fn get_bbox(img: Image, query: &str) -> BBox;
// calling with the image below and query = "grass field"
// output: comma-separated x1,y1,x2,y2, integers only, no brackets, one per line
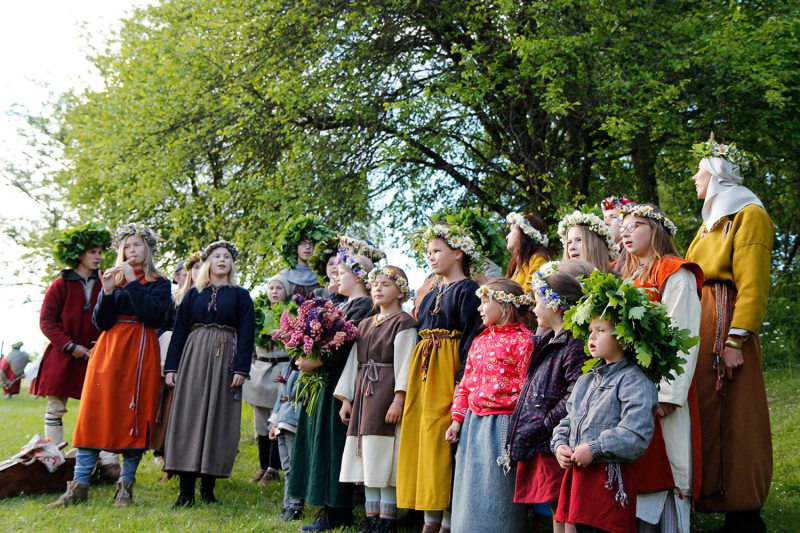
1,367,799,532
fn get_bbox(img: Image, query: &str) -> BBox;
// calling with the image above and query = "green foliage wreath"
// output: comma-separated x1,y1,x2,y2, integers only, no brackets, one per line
279,216,334,268
53,222,112,268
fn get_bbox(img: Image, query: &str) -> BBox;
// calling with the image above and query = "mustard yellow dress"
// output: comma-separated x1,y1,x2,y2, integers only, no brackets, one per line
511,255,548,293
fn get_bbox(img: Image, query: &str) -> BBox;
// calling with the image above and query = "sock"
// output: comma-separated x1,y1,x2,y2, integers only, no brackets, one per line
442,510,451,529
424,511,443,524
380,487,397,504
380,502,398,520
257,435,270,470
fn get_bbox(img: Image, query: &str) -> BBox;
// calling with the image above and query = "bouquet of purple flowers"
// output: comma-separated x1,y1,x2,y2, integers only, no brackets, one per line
270,294,359,415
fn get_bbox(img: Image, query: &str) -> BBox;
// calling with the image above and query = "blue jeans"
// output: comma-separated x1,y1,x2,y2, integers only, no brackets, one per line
74,448,143,484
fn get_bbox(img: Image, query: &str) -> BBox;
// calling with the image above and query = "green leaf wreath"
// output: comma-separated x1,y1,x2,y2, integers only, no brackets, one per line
308,235,342,284
52,222,112,268
278,216,334,268
563,270,699,385
431,208,508,267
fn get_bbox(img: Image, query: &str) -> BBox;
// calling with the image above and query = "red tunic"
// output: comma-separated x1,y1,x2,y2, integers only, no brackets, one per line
31,270,102,399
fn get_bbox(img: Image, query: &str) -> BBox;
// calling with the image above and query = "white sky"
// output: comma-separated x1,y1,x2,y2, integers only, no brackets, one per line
0,0,427,359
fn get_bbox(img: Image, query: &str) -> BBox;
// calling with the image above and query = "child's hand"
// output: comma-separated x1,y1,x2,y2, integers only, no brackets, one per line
657,402,678,417
269,426,278,440
445,421,462,443
571,443,594,468
339,399,352,425
556,444,574,469
385,401,403,425
297,356,324,373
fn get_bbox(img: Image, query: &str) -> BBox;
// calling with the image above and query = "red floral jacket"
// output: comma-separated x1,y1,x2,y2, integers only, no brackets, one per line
451,322,535,422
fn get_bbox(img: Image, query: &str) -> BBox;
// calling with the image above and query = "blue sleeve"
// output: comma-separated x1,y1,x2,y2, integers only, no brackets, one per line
233,288,256,376
124,277,171,325
165,290,193,373
92,289,120,331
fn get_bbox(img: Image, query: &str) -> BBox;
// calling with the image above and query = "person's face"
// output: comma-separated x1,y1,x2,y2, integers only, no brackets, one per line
267,280,287,304
478,297,504,326
621,215,652,259
175,269,188,287
191,260,202,278
426,238,461,276
370,274,402,307
588,317,625,362
336,264,359,296
533,293,560,329
566,226,583,260
603,209,622,242
209,248,233,277
325,256,337,279
123,236,145,265
506,226,522,252
692,165,712,199
296,239,315,261
328,267,340,294
79,247,103,271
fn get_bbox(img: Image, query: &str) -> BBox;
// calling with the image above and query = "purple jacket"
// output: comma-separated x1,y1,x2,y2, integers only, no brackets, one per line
508,328,587,461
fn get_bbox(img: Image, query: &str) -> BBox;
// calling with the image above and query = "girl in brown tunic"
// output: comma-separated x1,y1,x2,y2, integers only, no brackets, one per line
335,266,418,532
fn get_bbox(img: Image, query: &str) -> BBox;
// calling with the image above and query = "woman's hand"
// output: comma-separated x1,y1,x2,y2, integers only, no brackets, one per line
445,421,462,443
165,372,177,387
556,444,574,469
657,402,679,417
723,336,745,380
339,399,352,425
571,443,594,468
121,260,137,283
230,374,246,388
100,270,118,294
296,356,324,373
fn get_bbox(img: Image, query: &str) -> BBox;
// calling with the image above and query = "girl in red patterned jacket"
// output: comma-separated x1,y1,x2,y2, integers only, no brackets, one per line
446,278,535,533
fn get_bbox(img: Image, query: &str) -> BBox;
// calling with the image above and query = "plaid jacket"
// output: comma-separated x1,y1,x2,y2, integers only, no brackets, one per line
550,355,658,462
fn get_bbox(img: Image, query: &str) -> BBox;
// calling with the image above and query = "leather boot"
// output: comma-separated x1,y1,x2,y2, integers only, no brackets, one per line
46,481,89,509
113,480,134,507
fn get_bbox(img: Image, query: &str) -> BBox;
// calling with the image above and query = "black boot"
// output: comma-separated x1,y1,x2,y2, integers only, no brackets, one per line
301,506,354,531
377,518,397,533
714,510,767,533
358,515,379,533
172,474,196,508
199,475,217,504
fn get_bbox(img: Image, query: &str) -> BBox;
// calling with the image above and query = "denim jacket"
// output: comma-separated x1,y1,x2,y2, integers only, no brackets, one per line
269,363,301,431
550,355,658,463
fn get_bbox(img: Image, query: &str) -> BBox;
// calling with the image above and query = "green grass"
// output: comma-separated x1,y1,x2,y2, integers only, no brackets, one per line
1,367,799,532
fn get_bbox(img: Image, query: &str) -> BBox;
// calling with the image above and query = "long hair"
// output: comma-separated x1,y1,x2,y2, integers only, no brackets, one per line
621,205,680,285
174,266,197,305
484,277,529,325
194,258,238,291
561,225,611,274
505,214,554,278
114,236,165,285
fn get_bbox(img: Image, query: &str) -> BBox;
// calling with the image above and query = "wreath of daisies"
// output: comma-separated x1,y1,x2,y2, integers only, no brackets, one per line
692,132,750,171
557,211,619,258
183,251,203,271
413,224,479,260
111,223,162,253
367,267,415,301
335,249,371,281
202,240,240,262
530,260,569,311
506,212,549,247
619,204,678,237
475,285,531,308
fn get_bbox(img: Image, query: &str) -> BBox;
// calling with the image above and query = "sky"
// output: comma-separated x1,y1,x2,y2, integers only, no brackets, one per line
0,0,154,357
0,0,429,359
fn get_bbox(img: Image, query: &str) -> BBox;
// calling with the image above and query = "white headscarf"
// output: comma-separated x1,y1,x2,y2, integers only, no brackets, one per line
699,157,763,230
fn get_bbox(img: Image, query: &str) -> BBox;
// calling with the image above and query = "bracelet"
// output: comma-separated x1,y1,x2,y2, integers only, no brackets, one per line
724,339,743,350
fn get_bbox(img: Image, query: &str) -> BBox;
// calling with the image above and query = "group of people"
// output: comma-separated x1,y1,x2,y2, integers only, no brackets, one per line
29,134,772,533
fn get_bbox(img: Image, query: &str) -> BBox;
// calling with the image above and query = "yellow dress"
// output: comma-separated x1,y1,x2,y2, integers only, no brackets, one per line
511,255,548,293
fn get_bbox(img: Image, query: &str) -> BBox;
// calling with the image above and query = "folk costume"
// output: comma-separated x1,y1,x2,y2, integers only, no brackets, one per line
685,137,773,524
450,318,535,533
164,241,255,504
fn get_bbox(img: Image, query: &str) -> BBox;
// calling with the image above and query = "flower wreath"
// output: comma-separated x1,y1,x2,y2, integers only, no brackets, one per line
530,261,569,311
183,251,203,271
201,240,240,262
506,212,549,247
335,249,370,281
475,285,531,308
692,132,750,171
367,267,415,302
557,211,619,258
563,271,699,385
411,224,479,260
601,196,636,213
619,204,678,237
53,222,112,268
339,236,386,262
111,223,162,253
279,216,334,267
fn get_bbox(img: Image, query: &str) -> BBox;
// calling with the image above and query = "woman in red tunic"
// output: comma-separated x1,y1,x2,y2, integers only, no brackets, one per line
33,223,121,481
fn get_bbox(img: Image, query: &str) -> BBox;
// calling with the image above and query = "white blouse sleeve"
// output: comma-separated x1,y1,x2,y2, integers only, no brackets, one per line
394,328,418,393
659,267,702,406
333,343,359,402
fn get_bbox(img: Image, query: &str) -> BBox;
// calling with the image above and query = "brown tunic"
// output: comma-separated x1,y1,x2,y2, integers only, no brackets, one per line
347,313,417,437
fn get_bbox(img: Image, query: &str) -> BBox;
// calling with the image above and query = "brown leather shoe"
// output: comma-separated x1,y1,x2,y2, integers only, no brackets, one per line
258,469,280,486
113,480,134,507
249,469,266,484
46,481,89,509
95,462,121,484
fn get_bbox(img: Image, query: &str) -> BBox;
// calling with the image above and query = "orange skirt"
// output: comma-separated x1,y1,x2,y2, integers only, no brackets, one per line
73,317,161,451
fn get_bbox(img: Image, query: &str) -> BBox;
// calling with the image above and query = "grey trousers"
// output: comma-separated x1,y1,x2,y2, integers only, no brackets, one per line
278,431,303,510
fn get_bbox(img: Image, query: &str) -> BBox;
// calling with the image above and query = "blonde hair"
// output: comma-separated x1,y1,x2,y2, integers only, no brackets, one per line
483,277,528,325
621,205,680,285
194,257,238,291
174,265,197,305
114,235,165,285
561,225,612,274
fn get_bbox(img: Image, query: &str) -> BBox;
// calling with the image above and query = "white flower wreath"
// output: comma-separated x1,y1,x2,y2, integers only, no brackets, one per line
506,212,549,247
367,267,415,301
475,285,531,308
619,204,678,237
530,261,568,311
557,211,619,258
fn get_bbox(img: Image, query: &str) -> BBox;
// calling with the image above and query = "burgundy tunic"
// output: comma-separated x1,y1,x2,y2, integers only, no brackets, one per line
31,270,102,399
